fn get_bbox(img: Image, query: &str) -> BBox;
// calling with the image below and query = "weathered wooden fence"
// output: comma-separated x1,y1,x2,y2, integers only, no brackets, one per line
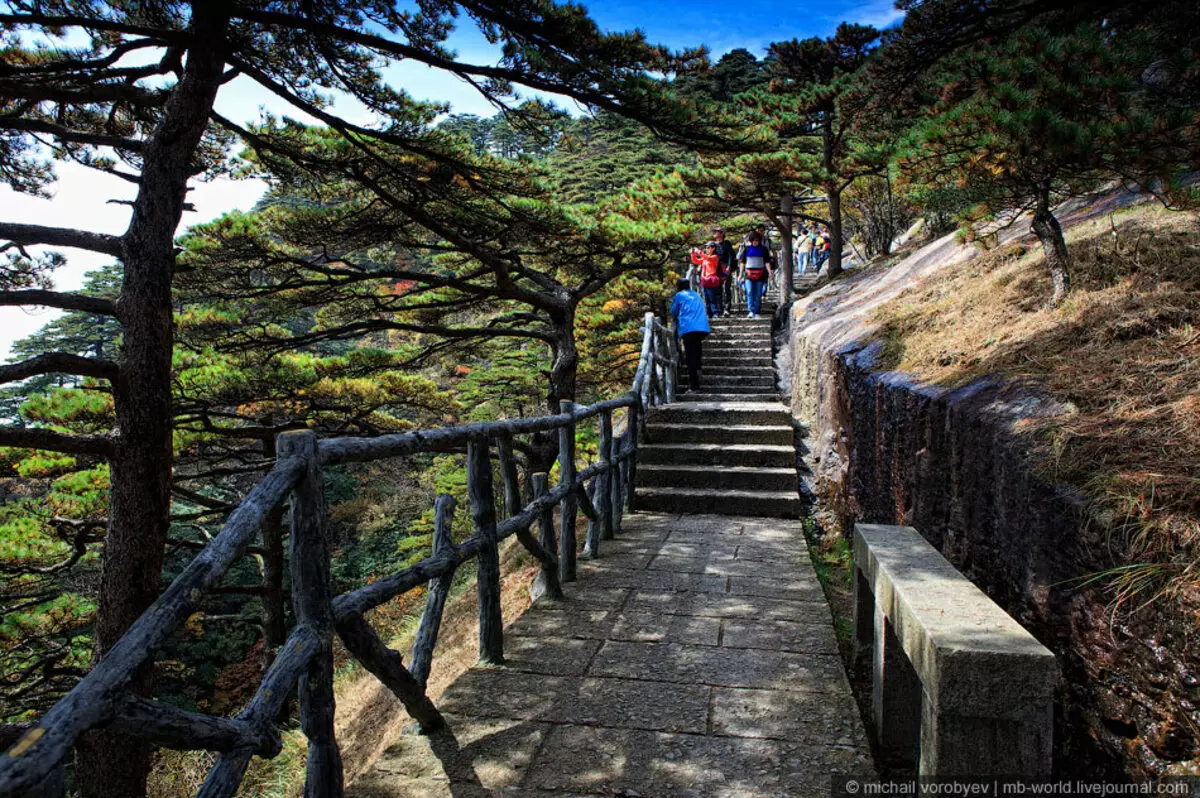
0,314,679,798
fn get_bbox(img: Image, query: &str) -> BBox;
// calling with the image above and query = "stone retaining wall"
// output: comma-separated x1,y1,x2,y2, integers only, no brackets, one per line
784,221,1199,779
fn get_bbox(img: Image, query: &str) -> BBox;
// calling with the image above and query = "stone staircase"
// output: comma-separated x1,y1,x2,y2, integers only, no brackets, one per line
635,300,803,519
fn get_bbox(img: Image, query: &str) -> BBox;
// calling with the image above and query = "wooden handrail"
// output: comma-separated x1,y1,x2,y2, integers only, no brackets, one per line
0,313,672,798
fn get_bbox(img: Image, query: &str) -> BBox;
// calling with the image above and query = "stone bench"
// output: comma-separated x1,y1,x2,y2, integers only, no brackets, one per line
852,524,1056,776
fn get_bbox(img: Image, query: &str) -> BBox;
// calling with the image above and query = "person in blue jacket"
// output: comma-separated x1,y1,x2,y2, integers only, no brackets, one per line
669,277,710,392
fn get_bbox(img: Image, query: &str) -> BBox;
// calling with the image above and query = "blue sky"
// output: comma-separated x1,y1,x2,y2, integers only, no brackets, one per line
588,0,903,54
0,0,903,357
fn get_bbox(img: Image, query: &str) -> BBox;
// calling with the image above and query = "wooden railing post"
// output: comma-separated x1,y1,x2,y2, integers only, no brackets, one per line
276,430,343,798
598,409,614,541
662,330,676,403
466,436,504,665
557,401,578,582
583,477,602,559
610,427,624,534
495,431,522,518
410,495,456,686
531,473,564,600
26,765,64,798
634,311,655,412
627,395,641,509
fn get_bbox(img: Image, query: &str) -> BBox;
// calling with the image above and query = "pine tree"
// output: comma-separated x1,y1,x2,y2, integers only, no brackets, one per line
894,21,1197,305
0,4,713,793
756,23,884,280
180,126,692,468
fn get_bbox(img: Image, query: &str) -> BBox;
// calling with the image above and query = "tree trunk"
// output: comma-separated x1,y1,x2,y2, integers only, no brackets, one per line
1031,187,1071,307
883,171,895,256
260,505,287,662
547,308,578,414
260,432,288,666
779,194,794,303
530,306,578,474
826,183,845,278
75,9,230,798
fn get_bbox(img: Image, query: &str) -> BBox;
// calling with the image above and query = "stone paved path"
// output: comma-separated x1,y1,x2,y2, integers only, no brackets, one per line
349,513,872,798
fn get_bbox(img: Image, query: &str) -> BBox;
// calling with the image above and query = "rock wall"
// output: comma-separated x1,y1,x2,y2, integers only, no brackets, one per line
786,212,1199,779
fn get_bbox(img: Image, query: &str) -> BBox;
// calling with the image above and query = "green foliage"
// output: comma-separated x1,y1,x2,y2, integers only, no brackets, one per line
439,102,570,159
545,112,697,205
675,48,770,103
454,343,546,422
895,20,1197,229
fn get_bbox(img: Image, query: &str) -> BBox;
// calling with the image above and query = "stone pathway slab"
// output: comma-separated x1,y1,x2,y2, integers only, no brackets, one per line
347,513,873,798
588,640,848,691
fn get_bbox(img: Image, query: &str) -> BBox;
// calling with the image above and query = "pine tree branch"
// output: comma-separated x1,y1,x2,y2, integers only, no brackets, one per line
0,427,114,457
0,79,172,108
0,118,145,153
0,223,123,257
0,353,118,385
233,318,555,356
0,13,185,45
0,290,117,315
170,485,232,511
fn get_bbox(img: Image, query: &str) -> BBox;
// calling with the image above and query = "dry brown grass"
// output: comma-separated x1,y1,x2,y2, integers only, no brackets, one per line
149,541,539,797
875,204,1200,607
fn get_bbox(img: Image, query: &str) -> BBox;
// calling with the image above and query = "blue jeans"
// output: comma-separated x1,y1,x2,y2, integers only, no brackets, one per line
702,285,722,317
797,251,810,271
746,278,768,315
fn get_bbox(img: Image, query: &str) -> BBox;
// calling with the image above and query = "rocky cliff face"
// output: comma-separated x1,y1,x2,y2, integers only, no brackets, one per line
783,215,1199,778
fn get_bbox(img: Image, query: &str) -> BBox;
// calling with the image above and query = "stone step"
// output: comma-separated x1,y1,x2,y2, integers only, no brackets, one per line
707,338,772,347
678,365,775,378
647,423,792,446
709,328,771,336
705,345,771,355
695,356,773,368
649,402,790,425
702,376,776,389
707,338,771,347
680,384,779,395
635,487,803,519
636,464,797,492
710,318,771,328
638,442,794,468
677,392,782,403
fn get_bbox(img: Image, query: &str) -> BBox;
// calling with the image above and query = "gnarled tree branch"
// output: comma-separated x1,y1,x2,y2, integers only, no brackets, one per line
0,353,118,385
0,223,123,257
0,427,114,456
0,290,117,316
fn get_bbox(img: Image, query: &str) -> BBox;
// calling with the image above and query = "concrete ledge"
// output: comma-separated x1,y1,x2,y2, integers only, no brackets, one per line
852,523,1056,776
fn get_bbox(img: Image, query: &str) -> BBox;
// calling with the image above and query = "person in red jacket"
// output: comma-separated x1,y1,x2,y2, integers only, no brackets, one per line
690,241,725,318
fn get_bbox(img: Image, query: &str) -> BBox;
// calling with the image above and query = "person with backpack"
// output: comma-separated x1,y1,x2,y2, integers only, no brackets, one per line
737,231,772,319
798,226,816,272
711,228,737,317
814,231,832,271
690,241,725,318
669,277,710,392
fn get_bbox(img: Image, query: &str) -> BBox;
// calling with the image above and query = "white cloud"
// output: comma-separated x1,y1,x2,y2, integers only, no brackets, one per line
844,0,905,30
0,164,267,360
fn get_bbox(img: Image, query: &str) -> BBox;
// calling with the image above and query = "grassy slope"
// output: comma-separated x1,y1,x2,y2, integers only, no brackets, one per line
873,203,1199,609
150,545,538,797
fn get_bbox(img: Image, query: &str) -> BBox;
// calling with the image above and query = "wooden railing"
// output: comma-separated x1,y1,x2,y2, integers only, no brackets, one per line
0,314,680,798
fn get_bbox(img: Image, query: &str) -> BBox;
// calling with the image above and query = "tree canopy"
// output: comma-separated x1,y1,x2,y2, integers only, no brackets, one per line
1,1,1198,793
